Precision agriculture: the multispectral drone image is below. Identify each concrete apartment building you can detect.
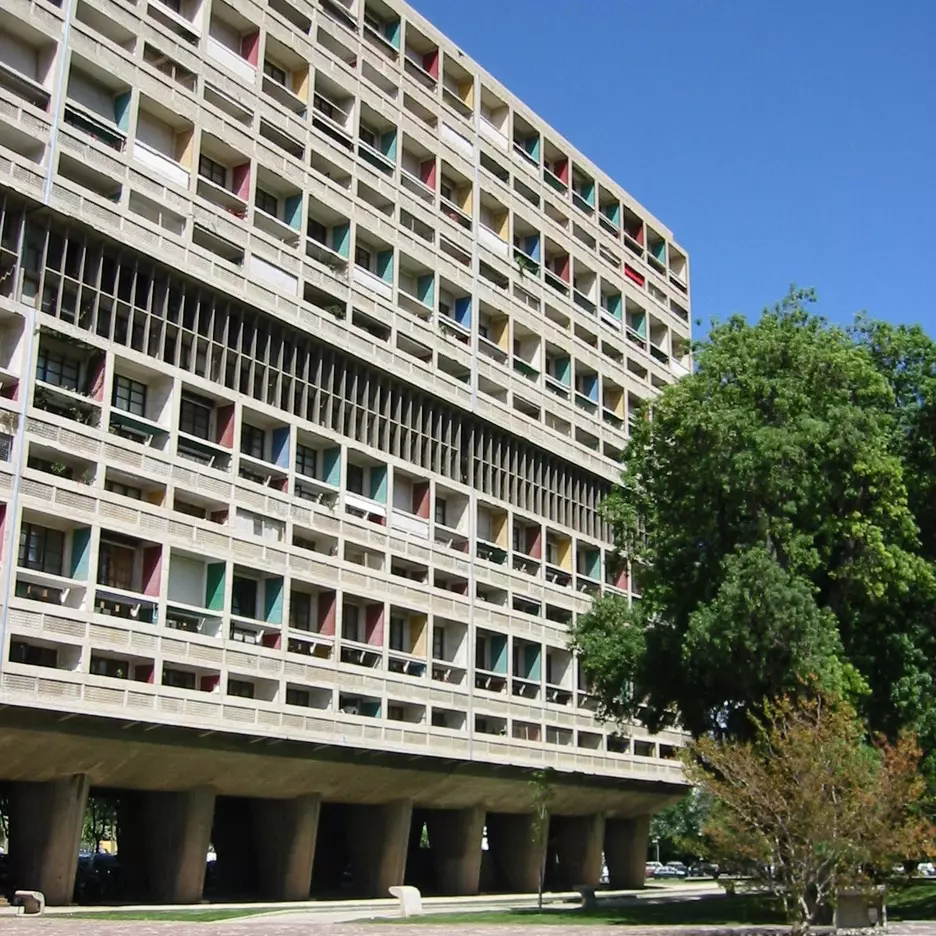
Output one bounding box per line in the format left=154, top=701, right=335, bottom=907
left=0, top=0, right=692, bottom=906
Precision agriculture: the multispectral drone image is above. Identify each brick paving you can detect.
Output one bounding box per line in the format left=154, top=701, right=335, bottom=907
left=2, top=920, right=936, bottom=935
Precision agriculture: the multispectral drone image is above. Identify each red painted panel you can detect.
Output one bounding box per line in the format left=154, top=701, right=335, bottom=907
left=423, top=49, right=439, bottom=79
left=412, top=482, right=430, bottom=519
left=200, top=674, right=220, bottom=692
left=526, top=527, right=543, bottom=560
left=142, top=546, right=162, bottom=597
left=216, top=403, right=235, bottom=447
left=420, top=158, right=436, bottom=188
left=261, top=632, right=281, bottom=649
left=240, top=30, right=260, bottom=66
left=318, top=592, right=336, bottom=636
left=366, top=603, right=384, bottom=645
left=231, top=163, right=251, bottom=201
left=625, top=265, right=645, bottom=287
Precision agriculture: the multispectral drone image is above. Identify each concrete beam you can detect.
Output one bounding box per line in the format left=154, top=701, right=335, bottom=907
left=486, top=811, right=547, bottom=894
left=252, top=794, right=321, bottom=901
left=552, top=813, right=605, bottom=888
left=346, top=799, right=413, bottom=897
left=7, top=774, right=90, bottom=905
left=425, top=806, right=485, bottom=895
left=605, top=814, right=650, bottom=889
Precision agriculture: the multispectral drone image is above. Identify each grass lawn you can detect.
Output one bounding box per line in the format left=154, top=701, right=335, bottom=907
left=58, top=908, right=275, bottom=922
left=389, top=881, right=936, bottom=927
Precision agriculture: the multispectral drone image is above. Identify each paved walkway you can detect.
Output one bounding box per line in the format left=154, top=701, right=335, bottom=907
left=2, top=915, right=936, bottom=936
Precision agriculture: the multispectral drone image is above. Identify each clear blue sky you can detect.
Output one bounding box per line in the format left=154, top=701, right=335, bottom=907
left=411, top=0, right=936, bottom=333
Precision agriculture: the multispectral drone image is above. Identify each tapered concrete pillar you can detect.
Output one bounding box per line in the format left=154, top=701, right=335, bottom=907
left=426, top=807, right=485, bottom=895
left=553, top=813, right=606, bottom=888
left=120, top=789, right=215, bottom=903
left=252, top=794, right=321, bottom=901
left=486, top=812, right=548, bottom=894
left=347, top=800, right=413, bottom=896
left=605, top=815, right=651, bottom=889
left=7, top=774, right=90, bottom=905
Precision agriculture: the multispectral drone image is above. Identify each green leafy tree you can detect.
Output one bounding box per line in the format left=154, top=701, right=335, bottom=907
left=686, top=690, right=935, bottom=936
left=570, top=289, right=936, bottom=746
left=528, top=769, right=553, bottom=911
left=650, top=789, right=713, bottom=864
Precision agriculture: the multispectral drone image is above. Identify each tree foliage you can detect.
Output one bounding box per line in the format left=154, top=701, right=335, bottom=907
left=570, top=289, right=936, bottom=749
left=685, top=691, right=934, bottom=936
left=649, top=788, right=713, bottom=864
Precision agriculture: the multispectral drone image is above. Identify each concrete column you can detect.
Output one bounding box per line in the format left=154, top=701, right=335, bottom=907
left=120, top=789, right=215, bottom=903
left=605, top=814, right=651, bottom=889
left=425, top=807, right=485, bottom=895
left=347, top=799, right=413, bottom=897
left=486, top=812, right=548, bottom=894
left=252, top=794, right=321, bottom=901
left=552, top=813, right=606, bottom=888
left=7, top=774, right=90, bottom=905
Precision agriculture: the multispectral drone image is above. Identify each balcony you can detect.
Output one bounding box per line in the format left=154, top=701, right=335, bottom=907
left=206, top=36, right=256, bottom=83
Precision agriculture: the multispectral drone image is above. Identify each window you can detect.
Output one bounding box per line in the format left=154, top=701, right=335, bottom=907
left=105, top=480, right=143, bottom=500
left=112, top=374, right=147, bottom=416
left=255, top=187, right=278, bottom=217
left=240, top=422, right=265, bottom=459
left=432, top=627, right=445, bottom=660
left=295, top=443, right=317, bottom=478
left=36, top=348, right=80, bottom=391
left=263, top=59, right=287, bottom=86
left=545, top=541, right=557, bottom=565
left=307, top=219, right=327, bottom=245
left=434, top=498, right=447, bottom=526
left=179, top=394, right=212, bottom=439
left=286, top=686, right=310, bottom=707
left=198, top=154, right=226, bottom=187
left=98, top=541, right=135, bottom=590
left=163, top=667, right=196, bottom=690
left=10, top=640, right=58, bottom=668
left=354, top=245, right=371, bottom=270
left=440, top=179, right=454, bottom=202
left=231, top=577, right=258, bottom=617
left=228, top=678, right=255, bottom=698
left=314, top=93, right=334, bottom=119
left=343, top=604, right=361, bottom=642
left=18, top=523, right=65, bottom=575
left=0, top=433, right=11, bottom=461
left=389, top=616, right=405, bottom=651
left=90, top=655, right=129, bottom=679
left=346, top=462, right=364, bottom=494
left=290, top=591, right=312, bottom=630
left=359, top=123, right=377, bottom=148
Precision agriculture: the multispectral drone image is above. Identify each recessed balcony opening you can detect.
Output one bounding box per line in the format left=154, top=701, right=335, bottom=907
left=309, top=147, right=352, bottom=190
left=512, top=323, right=541, bottom=381
left=512, top=113, right=539, bottom=168
left=253, top=167, right=302, bottom=246
left=351, top=307, right=390, bottom=342
left=622, top=205, right=645, bottom=255
left=625, top=298, right=648, bottom=348
left=312, top=73, right=355, bottom=150
left=319, top=0, right=357, bottom=33
left=432, top=485, right=469, bottom=545
left=477, top=375, right=507, bottom=404
left=477, top=191, right=508, bottom=259
left=599, top=278, right=623, bottom=327
left=267, top=0, right=311, bottom=33
left=305, top=200, right=350, bottom=272
left=352, top=230, right=393, bottom=300
left=403, top=23, right=438, bottom=90
left=362, top=59, right=398, bottom=99
left=512, top=720, right=541, bottom=743
left=439, top=161, right=472, bottom=231
left=430, top=617, right=467, bottom=684
left=598, top=184, right=621, bottom=236
left=207, top=0, right=258, bottom=82
left=437, top=354, right=470, bottom=384
left=396, top=333, right=432, bottom=364
left=571, top=165, right=595, bottom=215
left=262, top=36, right=309, bottom=115
left=285, top=683, right=332, bottom=709
left=391, top=468, right=431, bottom=534
left=171, top=488, right=229, bottom=525
left=33, top=330, right=104, bottom=427
left=572, top=259, right=597, bottom=315
left=602, top=379, right=625, bottom=430
left=147, top=0, right=204, bottom=42
left=477, top=301, right=508, bottom=363
left=480, top=150, right=510, bottom=186
left=543, top=138, right=569, bottom=194
left=400, top=133, right=436, bottom=204
left=357, top=178, right=395, bottom=217
left=315, top=23, right=357, bottom=68
left=512, top=214, right=541, bottom=278
left=543, top=344, right=571, bottom=401
left=387, top=608, right=428, bottom=676
left=57, top=154, right=121, bottom=202
left=8, top=638, right=81, bottom=673
left=362, top=0, right=400, bottom=58
left=479, top=86, right=508, bottom=149
left=387, top=701, right=425, bottom=724
left=543, top=238, right=570, bottom=296
left=575, top=426, right=600, bottom=451
left=397, top=252, right=435, bottom=319
left=344, top=452, right=388, bottom=524
left=649, top=314, right=670, bottom=364
left=287, top=585, right=335, bottom=658
left=647, top=226, right=667, bottom=273
left=76, top=0, right=137, bottom=49
left=339, top=598, right=383, bottom=668
left=669, top=244, right=688, bottom=292
left=437, top=278, right=471, bottom=343
left=357, top=102, right=397, bottom=176
left=338, top=692, right=381, bottom=719
left=0, top=18, right=56, bottom=111
left=432, top=569, right=469, bottom=595
left=16, top=512, right=90, bottom=609
left=474, top=714, right=507, bottom=737
left=196, top=133, right=250, bottom=216
left=431, top=707, right=466, bottom=730
left=544, top=531, right=573, bottom=586
left=474, top=628, right=508, bottom=694
left=103, top=466, right=166, bottom=507
left=441, top=55, right=473, bottom=118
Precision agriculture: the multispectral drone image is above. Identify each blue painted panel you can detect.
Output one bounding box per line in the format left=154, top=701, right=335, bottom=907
left=331, top=222, right=350, bottom=258
left=370, top=464, right=388, bottom=503
left=417, top=273, right=435, bottom=307
left=454, top=295, right=471, bottom=327
left=380, top=129, right=397, bottom=162
left=524, top=644, right=542, bottom=681
left=491, top=633, right=508, bottom=674
left=376, top=249, right=393, bottom=283
left=523, top=234, right=541, bottom=261
left=70, top=527, right=91, bottom=580
left=284, top=194, right=302, bottom=231
left=271, top=426, right=291, bottom=468
left=264, top=576, right=284, bottom=625
left=384, top=19, right=401, bottom=49
left=113, top=92, right=131, bottom=132
left=322, top=447, right=341, bottom=486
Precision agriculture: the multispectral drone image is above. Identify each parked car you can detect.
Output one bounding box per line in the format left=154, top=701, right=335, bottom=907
left=666, top=861, right=689, bottom=878
left=645, top=861, right=663, bottom=878
left=689, top=861, right=720, bottom=878
left=652, top=865, right=684, bottom=879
